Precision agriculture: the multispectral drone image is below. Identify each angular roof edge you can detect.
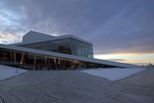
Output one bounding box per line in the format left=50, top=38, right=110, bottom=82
left=11, top=31, right=92, bottom=46
left=0, top=44, right=141, bottom=68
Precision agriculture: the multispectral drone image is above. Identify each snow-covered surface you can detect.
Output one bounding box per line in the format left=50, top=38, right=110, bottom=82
left=81, top=68, right=145, bottom=81
left=0, top=65, right=26, bottom=80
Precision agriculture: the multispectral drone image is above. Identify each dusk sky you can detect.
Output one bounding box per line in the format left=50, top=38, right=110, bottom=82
left=0, top=0, right=154, bottom=65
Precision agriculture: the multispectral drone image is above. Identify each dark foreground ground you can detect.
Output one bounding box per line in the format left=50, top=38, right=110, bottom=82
left=0, top=69, right=154, bottom=103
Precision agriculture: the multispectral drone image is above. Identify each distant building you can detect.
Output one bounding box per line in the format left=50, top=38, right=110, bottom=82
left=0, top=31, right=138, bottom=70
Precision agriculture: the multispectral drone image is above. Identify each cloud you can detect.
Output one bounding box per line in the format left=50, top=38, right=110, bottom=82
left=0, top=0, right=154, bottom=54
left=93, top=31, right=154, bottom=54
left=0, top=32, right=22, bottom=44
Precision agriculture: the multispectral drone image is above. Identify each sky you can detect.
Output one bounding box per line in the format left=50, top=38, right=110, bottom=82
left=0, top=0, right=154, bottom=65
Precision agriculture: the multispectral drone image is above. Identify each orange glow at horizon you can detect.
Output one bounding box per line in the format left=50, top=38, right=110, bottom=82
left=94, top=52, right=154, bottom=65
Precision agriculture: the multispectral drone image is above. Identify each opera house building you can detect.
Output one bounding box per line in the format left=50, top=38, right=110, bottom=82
left=0, top=31, right=138, bottom=70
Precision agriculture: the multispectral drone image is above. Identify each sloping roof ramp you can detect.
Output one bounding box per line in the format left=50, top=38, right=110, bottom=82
left=0, top=44, right=140, bottom=68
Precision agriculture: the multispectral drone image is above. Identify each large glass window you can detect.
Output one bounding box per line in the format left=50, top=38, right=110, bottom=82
left=20, top=37, right=93, bottom=58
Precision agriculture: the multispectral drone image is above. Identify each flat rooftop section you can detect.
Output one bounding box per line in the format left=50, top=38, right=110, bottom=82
left=0, top=68, right=154, bottom=103
left=12, top=31, right=92, bottom=46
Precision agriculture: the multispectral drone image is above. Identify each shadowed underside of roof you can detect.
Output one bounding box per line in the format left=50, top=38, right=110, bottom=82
left=0, top=44, right=140, bottom=68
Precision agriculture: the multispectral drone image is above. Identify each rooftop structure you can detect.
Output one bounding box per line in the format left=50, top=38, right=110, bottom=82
left=0, top=31, right=139, bottom=70
left=13, top=31, right=93, bottom=58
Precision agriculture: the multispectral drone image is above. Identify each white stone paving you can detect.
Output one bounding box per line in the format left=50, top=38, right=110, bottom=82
left=81, top=68, right=145, bottom=81
left=0, top=68, right=154, bottom=103
left=0, top=65, right=26, bottom=80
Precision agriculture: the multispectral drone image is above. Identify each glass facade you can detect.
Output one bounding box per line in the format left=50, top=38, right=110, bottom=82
left=0, top=48, right=108, bottom=70
left=19, top=37, right=93, bottom=58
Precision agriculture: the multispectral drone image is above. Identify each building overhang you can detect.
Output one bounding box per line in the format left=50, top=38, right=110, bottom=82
left=0, top=44, right=140, bottom=68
